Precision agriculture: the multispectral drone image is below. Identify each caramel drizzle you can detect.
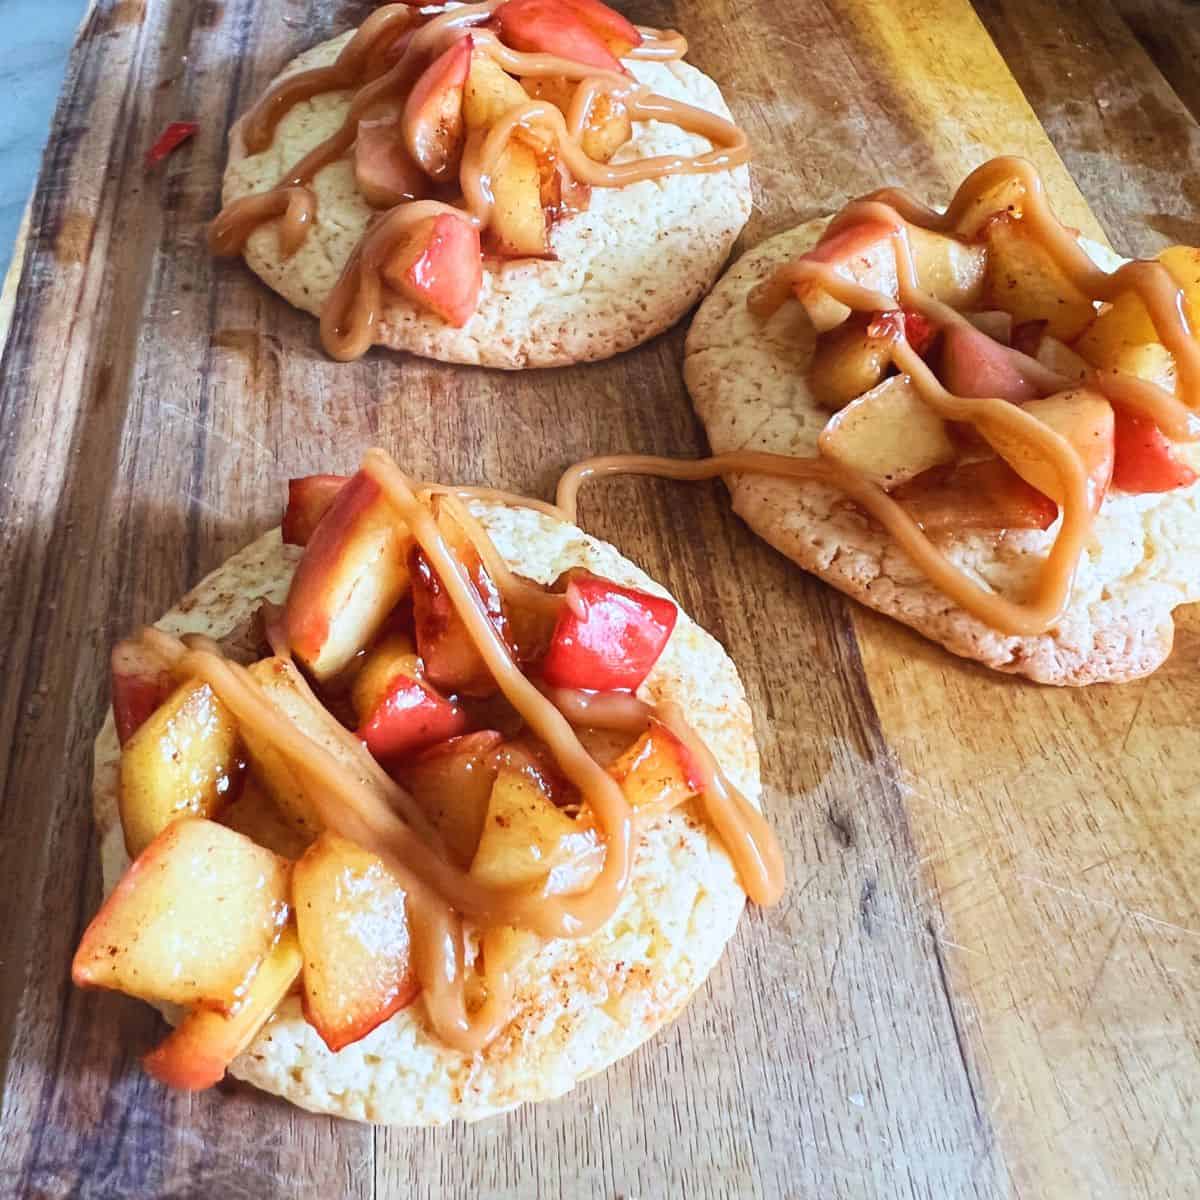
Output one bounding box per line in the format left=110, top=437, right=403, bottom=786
left=139, top=451, right=783, bottom=1053
left=210, top=1, right=748, bottom=359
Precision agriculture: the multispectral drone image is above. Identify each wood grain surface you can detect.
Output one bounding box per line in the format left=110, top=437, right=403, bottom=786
left=0, top=0, right=1197, bottom=1196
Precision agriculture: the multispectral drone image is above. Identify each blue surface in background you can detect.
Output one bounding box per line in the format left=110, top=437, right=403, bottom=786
left=0, top=0, right=91, bottom=281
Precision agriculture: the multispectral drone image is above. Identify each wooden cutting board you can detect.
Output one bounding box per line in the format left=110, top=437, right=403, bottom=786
left=1, top=0, right=1196, bottom=1195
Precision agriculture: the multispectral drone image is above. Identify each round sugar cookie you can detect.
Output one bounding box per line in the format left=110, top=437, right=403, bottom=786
left=221, top=34, right=752, bottom=368
left=92, top=501, right=762, bottom=1123
left=684, top=221, right=1200, bottom=685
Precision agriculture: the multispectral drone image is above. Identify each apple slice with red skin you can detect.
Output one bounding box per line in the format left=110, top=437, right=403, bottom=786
left=284, top=470, right=412, bottom=681
left=381, top=212, right=483, bottom=326
left=892, top=458, right=1058, bottom=533
left=939, top=322, right=1040, bottom=401
left=282, top=474, right=349, bottom=547
left=293, top=832, right=419, bottom=1053
left=403, top=35, right=472, bottom=181
left=410, top=502, right=516, bottom=698
left=72, top=818, right=291, bottom=1014
left=355, top=117, right=429, bottom=208
left=541, top=570, right=677, bottom=693
left=111, top=638, right=175, bottom=746
left=392, top=730, right=504, bottom=866
left=351, top=633, right=469, bottom=760
left=559, top=0, right=642, bottom=56
left=142, top=925, right=302, bottom=1091
left=494, top=0, right=624, bottom=74
left=789, top=223, right=985, bottom=333
left=1111, top=407, right=1198, bottom=494
left=608, top=719, right=703, bottom=822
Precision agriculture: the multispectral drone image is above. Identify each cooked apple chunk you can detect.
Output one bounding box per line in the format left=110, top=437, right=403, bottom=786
left=609, top=720, right=703, bottom=822
left=220, top=776, right=314, bottom=861
left=284, top=470, right=412, bottom=681
left=118, top=679, right=242, bottom=858
left=392, top=730, right=504, bottom=867
left=72, top=819, right=291, bottom=1013
left=293, top=833, right=418, bottom=1052
left=983, top=214, right=1096, bottom=341
left=142, top=924, right=303, bottom=1090
left=819, top=374, right=956, bottom=490
left=470, top=766, right=601, bottom=892
left=978, top=387, right=1115, bottom=512
left=464, top=49, right=530, bottom=130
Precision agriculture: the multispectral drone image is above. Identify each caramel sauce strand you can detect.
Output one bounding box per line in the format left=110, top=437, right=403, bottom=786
left=433, top=491, right=565, bottom=617
left=554, top=449, right=1087, bottom=636
left=362, top=449, right=636, bottom=937
left=628, top=27, right=688, bottom=60
left=656, top=702, right=785, bottom=906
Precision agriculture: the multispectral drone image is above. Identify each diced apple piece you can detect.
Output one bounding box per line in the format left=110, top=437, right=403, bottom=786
left=939, top=323, right=1040, bottom=401
left=72, top=819, right=290, bottom=1013
left=1157, top=245, right=1200, bottom=329
left=908, top=227, right=988, bottom=311
left=1111, top=407, right=1198, bottom=494
left=495, top=0, right=624, bottom=73
left=284, top=470, right=411, bottom=681
left=220, top=776, right=315, bottom=860
left=282, top=474, right=349, bottom=547
left=1074, top=307, right=1177, bottom=391
left=111, top=638, right=175, bottom=747
left=410, top=499, right=515, bottom=698
left=142, top=925, right=302, bottom=1091
left=892, top=458, right=1058, bottom=533
left=576, top=724, right=639, bottom=767
left=808, top=317, right=893, bottom=410
left=485, top=138, right=550, bottom=259
left=1076, top=245, right=1200, bottom=368
left=541, top=570, right=677, bottom=693
left=578, top=89, right=631, bottom=163
left=608, top=720, right=703, bottom=823
left=118, top=680, right=242, bottom=859
left=978, top=387, right=1114, bottom=511
left=791, top=221, right=900, bottom=332
left=819, top=374, right=956, bottom=490
left=470, top=766, right=601, bottom=893
left=464, top=49, right=531, bottom=130
left=982, top=214, right=1096, bottom=340
left=351, top=632, right=468, bottom=760
left=404, top=35, right=472, bottom=181
left=355, top=118, right=428, bottom=208
left=392, top=730, right=504, bottom=867
left=382, top=212, right=483, bottom=327
left=1034, top=332, right=1090, bottom=382
left=560, top=0, right=642, bottom=56
left=241, top=656, right=390, bottom=838
left=293, top=833, right=418, bottom=1052
left=790, top=222, right=984, bottom=334
left=965, top=310, right=1013, bottom=345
